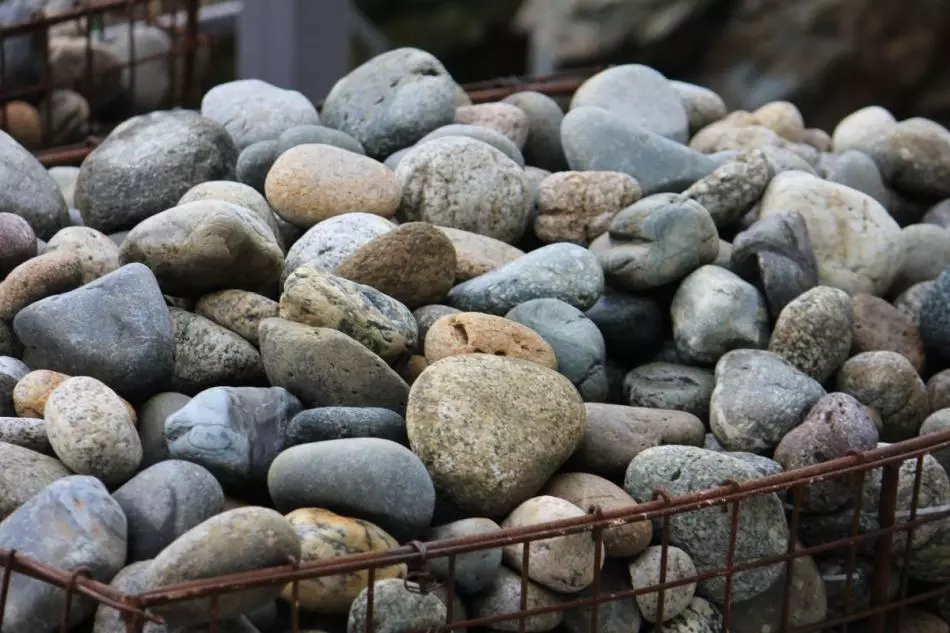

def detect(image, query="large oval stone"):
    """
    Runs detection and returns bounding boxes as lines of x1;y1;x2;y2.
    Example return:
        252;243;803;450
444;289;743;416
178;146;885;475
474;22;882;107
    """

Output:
406;354;586;517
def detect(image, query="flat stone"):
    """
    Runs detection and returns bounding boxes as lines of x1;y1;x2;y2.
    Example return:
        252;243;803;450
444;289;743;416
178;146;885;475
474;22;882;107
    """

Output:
0;442;70;520
0;476;127;633
710;349;825;454
502;91;567;171
113;460;225;562
200;78;319;150
435;226;524;282
194;290;278;346
671;265;770;365
628;546;697;623
447;243;604;315
768;286;854;382
283;212;393;283
284;407;407;447
265;144;401;229
276;124;365;156
269;438;435;540
165;386;302;493
138;391;190;469
346;579;446;633
74;110;237;234
851;293;926;373
424;312;556;370
0;131;69;240
469;566;564;632
119;200;283;298
427;518;503;594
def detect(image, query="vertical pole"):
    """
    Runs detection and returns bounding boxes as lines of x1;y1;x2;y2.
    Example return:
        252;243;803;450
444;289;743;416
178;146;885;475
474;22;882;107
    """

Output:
237;0;351;104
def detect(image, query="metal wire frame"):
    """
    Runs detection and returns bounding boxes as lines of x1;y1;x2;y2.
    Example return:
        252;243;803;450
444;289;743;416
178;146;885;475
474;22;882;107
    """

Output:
0;0;205;164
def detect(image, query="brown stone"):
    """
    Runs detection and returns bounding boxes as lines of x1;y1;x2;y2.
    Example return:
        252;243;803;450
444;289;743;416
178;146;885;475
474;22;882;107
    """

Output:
336;222;457;309
851;294;926;373
454;103;530;148
435;226;524;281
534;171;641;245
2;101;43;149
13;370;70;419
0;250;83;320
424;312;557;370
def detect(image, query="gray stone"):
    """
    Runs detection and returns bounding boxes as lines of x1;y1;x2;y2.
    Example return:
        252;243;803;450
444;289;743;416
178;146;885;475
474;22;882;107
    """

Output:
418;124;525;166
143;507;300;628
923;199;950;228
710;349;825;454
819;557;894;622
321;47;457;160
427;518;503;594
0;476;127;633
396;136;532;244
774;393;879;513
505;298;607;401
570;64;689;143
383;147;410;170
178;180;283;250
75;110;238;234
276;124;365;156
590;193;719;291
731;210;819;319
138;392;190;468
91;560;165;633
165;386;302;492
768;286;853;382
683;150;772;228
629;545;696;622
201;78;319;150
269;438;435;540
236;140;280;194
413;304;461;348
119;200;284;298
284;407;407;447
0;356;28;416
0;417;50;454
102;22;177;113
669;80;728;134
672;265;770;365
920;268;950;362
624;446;789;604
0;212;38;277
0;131;69;240
447;243;604;315
820;149;891;207
623;362;715;421
283;212;393;283
920;409;950;481
502;91;567;171
113;460;225;562
0;0;44;97
851;118;950;198
561;107;722;196
168;309;265;394
347;579;446;633
13;263;174;398
259;318;409;412
892;224;950;296
584;288;663;364
468;566;564;632
0;442;70;520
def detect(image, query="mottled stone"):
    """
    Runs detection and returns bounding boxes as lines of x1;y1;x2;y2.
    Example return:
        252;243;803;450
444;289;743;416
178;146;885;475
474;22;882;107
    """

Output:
165;386;302;493
0;417;49;453
672;265;770;365
469;567;564;632
44;376;142;486
281;508;405;613
448;243;604;315
851;293;926;373
424;312;556;369
590;194;719;292
347;579;447;633
629;546;697;622
768;286;853;382
279;267;417;363
419;123;526;167
427;518;503;594
501;91;567;171
836;351;929;442
455;102;529;147
45;226;120;284
436;226;524;282
774;393;880;512
260;318;409;411
0;249;83;320
896;281;934;325
0;442;70;520
584;288;664;364
169;308;265;394
335;222;457;309
406;354;585;517
269;438;435;540
534;171;641;245
683;150;772;228
194;290;278;346
919;269;950;362
113;460;225;562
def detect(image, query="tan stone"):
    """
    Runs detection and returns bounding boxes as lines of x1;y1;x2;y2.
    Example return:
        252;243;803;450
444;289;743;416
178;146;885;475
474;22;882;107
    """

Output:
436;226;524;281
752;101;805;142
0;250;83;320
851;294;926;373
544;472;651;557
194;289;278;346
535;171;641;245
14;370;70;419
46;226;120;284
454;103;530;148
279;508;405;613
425;312;557;370
2;101;43;149
265;144;401;228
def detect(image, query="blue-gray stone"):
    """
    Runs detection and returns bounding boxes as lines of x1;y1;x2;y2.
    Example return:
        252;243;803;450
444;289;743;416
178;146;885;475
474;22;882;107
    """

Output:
201;78;320;150
268;438;435;540
0;0;44;105
427;518;503;594
562;106;722;195
0;476;127;633
919;268;950;362
138;391;191;468
0;129;69;240
236;140;280;195
321;48;457;160
284;407;408;447
418;124;525;167
585;288;664;363
74;110;238;234
12;263;174;399
447;243;604;315
820;150;891;207
165;386;302;493
0;356;28;416
502;91;567;171
276;124;365;156
506;298;608;402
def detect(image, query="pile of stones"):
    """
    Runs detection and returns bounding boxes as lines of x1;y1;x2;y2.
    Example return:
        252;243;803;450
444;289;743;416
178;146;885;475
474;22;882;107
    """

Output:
1;46;950;633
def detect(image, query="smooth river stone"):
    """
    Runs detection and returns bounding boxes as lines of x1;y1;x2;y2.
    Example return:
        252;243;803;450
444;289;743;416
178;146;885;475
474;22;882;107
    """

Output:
0;442;70;520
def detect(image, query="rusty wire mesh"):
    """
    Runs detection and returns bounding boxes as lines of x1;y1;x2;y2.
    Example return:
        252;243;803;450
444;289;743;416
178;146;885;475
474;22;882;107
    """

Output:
0;0;206;167
2;428;949;633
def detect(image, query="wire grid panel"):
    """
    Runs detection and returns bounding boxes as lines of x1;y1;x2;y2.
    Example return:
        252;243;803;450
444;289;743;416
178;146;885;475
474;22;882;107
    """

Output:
0;0;205;166
60;428;947;633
